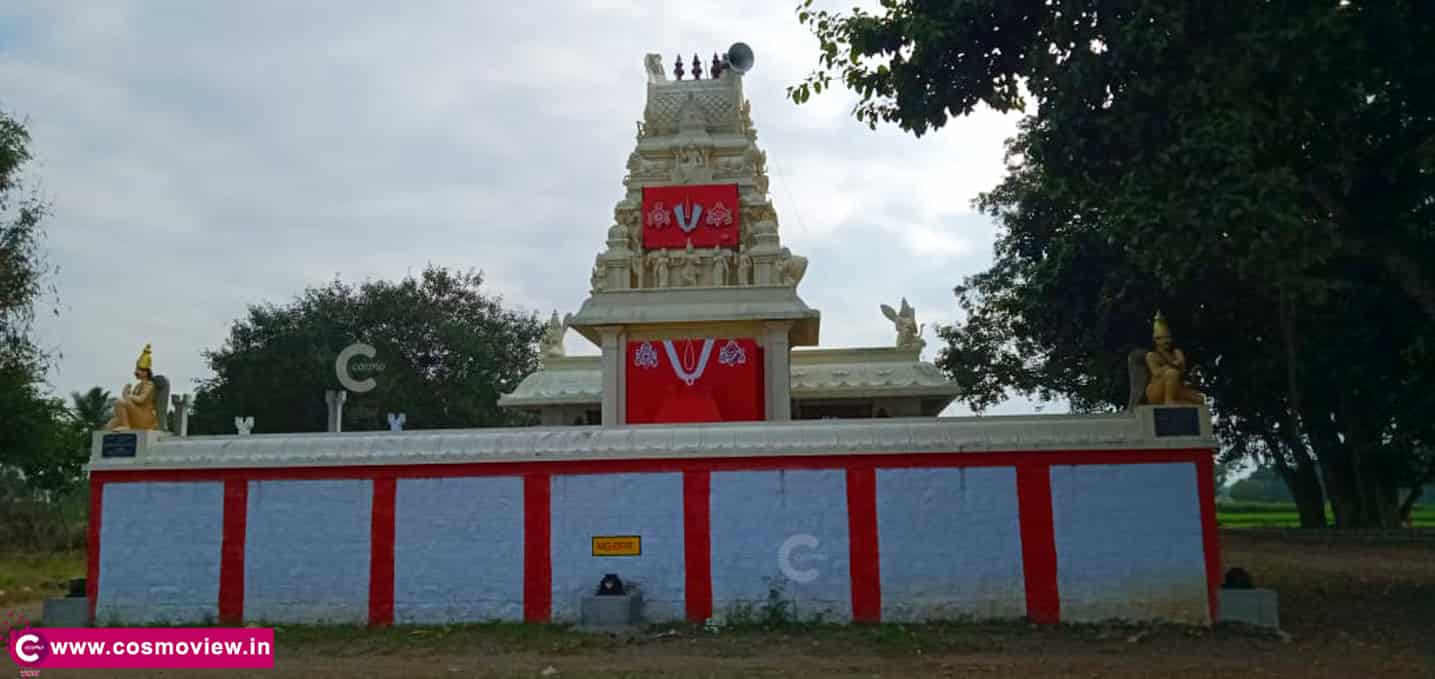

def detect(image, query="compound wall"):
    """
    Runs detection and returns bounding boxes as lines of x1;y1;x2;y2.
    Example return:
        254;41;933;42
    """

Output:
90;449;1219;626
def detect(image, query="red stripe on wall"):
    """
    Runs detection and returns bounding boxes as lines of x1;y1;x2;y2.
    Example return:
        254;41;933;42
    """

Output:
845;467;881;623
91;449;1213;485
369;477;397;627
218;479;249;624
683;470;713;622
87;478;103;624
523;474;552;622
1016;464;1061;624
1195;457;1222;623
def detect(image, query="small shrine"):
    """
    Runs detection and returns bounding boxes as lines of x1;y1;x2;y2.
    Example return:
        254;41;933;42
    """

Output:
500;52;959;425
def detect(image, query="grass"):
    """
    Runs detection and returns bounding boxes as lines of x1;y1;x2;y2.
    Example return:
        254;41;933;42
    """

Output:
1217;500;1435;527
0;548;86;606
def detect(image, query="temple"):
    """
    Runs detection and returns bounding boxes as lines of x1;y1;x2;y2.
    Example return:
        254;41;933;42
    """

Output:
86;51;1220;630
499;54;958;425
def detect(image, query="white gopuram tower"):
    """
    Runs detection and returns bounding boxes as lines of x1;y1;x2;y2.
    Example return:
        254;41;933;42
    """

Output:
503;50;959;426
566;50;819;425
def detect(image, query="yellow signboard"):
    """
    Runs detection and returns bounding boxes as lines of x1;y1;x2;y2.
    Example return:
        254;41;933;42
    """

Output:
592;535;642;557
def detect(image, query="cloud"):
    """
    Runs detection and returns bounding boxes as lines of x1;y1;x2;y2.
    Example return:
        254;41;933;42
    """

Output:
2;1;1053;417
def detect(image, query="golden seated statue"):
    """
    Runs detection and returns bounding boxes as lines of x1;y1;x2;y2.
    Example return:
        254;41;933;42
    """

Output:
106;344;169;431
1142;312;1204;406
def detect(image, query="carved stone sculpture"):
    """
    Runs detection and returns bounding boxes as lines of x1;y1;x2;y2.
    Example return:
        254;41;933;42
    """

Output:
234;416;254;436
106;344;166;431
590;264;605;293
737;246;752;285
1141;311;1205;405
778;247;809;287
881;299;926;350
711;246;729;286
680;240;699;287
630;253;646;288
653;250;670;288
541;310;567;358
671;143;713;184
644;54;667;83
387;412;407;432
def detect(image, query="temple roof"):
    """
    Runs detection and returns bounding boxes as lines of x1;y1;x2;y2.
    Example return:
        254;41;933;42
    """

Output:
499;346;960;408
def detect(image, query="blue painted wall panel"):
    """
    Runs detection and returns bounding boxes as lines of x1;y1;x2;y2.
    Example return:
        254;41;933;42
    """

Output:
549;473;684;622
710;470;851;622
394;477;524;623
876;467;1026;621
1050;462;1208;623
97;482;223;624
244;480;371;623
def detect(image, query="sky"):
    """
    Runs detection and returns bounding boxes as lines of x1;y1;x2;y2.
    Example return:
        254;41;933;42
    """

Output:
2;0;1056;417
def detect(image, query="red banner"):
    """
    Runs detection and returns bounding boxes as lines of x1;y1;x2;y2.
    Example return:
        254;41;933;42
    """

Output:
626;338;764;424
642;184;741;249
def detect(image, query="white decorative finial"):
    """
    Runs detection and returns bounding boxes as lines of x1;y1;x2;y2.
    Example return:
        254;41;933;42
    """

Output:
171;394;193;437
234;416;254;436
324;389;348;433
386;412;406;432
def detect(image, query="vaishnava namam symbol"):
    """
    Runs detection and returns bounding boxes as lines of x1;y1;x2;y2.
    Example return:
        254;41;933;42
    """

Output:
649;200;730;234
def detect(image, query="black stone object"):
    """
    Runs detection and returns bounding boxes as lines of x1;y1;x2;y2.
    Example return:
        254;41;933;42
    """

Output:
68;578;86;598
101;433;139;458
596;573;626;596
1153;406;1200;437
1223;567;1254;589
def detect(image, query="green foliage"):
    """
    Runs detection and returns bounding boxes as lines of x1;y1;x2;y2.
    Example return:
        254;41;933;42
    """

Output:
723;576;797;627
791;1;1435;527
69;387;114;432
0;547;86;607
189;266;544;434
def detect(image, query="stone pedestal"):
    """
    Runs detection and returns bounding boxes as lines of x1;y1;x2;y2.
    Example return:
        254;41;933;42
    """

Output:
580;592;643;628
90;428;166;463
42;597;91;627
1218;588;1280;629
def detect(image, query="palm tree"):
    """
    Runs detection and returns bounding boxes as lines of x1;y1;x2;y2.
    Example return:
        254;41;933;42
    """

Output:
69;387;113;432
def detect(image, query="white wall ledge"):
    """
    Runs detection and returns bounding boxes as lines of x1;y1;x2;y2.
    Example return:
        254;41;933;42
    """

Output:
88;407;1214;472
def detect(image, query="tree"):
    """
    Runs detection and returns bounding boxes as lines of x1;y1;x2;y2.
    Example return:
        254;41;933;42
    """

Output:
70;387;114;432
0;107;89;548
791;1;1435;527
190;266;544;435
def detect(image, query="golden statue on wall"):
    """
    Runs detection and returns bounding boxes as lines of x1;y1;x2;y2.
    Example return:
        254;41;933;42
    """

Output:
1142;312;1204;405
105;344;169;431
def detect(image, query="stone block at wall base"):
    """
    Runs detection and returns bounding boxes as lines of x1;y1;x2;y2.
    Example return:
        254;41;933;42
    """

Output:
580;593;643;628
42;597;91;628
1218;589;1279;629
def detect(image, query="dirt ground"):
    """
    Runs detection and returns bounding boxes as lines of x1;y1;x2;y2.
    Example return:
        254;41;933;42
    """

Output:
25;531;1435;678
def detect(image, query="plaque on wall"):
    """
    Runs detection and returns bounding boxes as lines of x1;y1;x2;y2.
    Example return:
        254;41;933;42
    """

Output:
1153;407;1201;437
100;433;139;458
592;536;642;557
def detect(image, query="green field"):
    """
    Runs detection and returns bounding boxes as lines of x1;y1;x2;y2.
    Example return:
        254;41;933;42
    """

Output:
1217;500;1435;527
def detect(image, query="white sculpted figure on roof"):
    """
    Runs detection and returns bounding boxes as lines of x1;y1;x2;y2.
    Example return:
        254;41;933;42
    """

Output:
881;298;927;350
